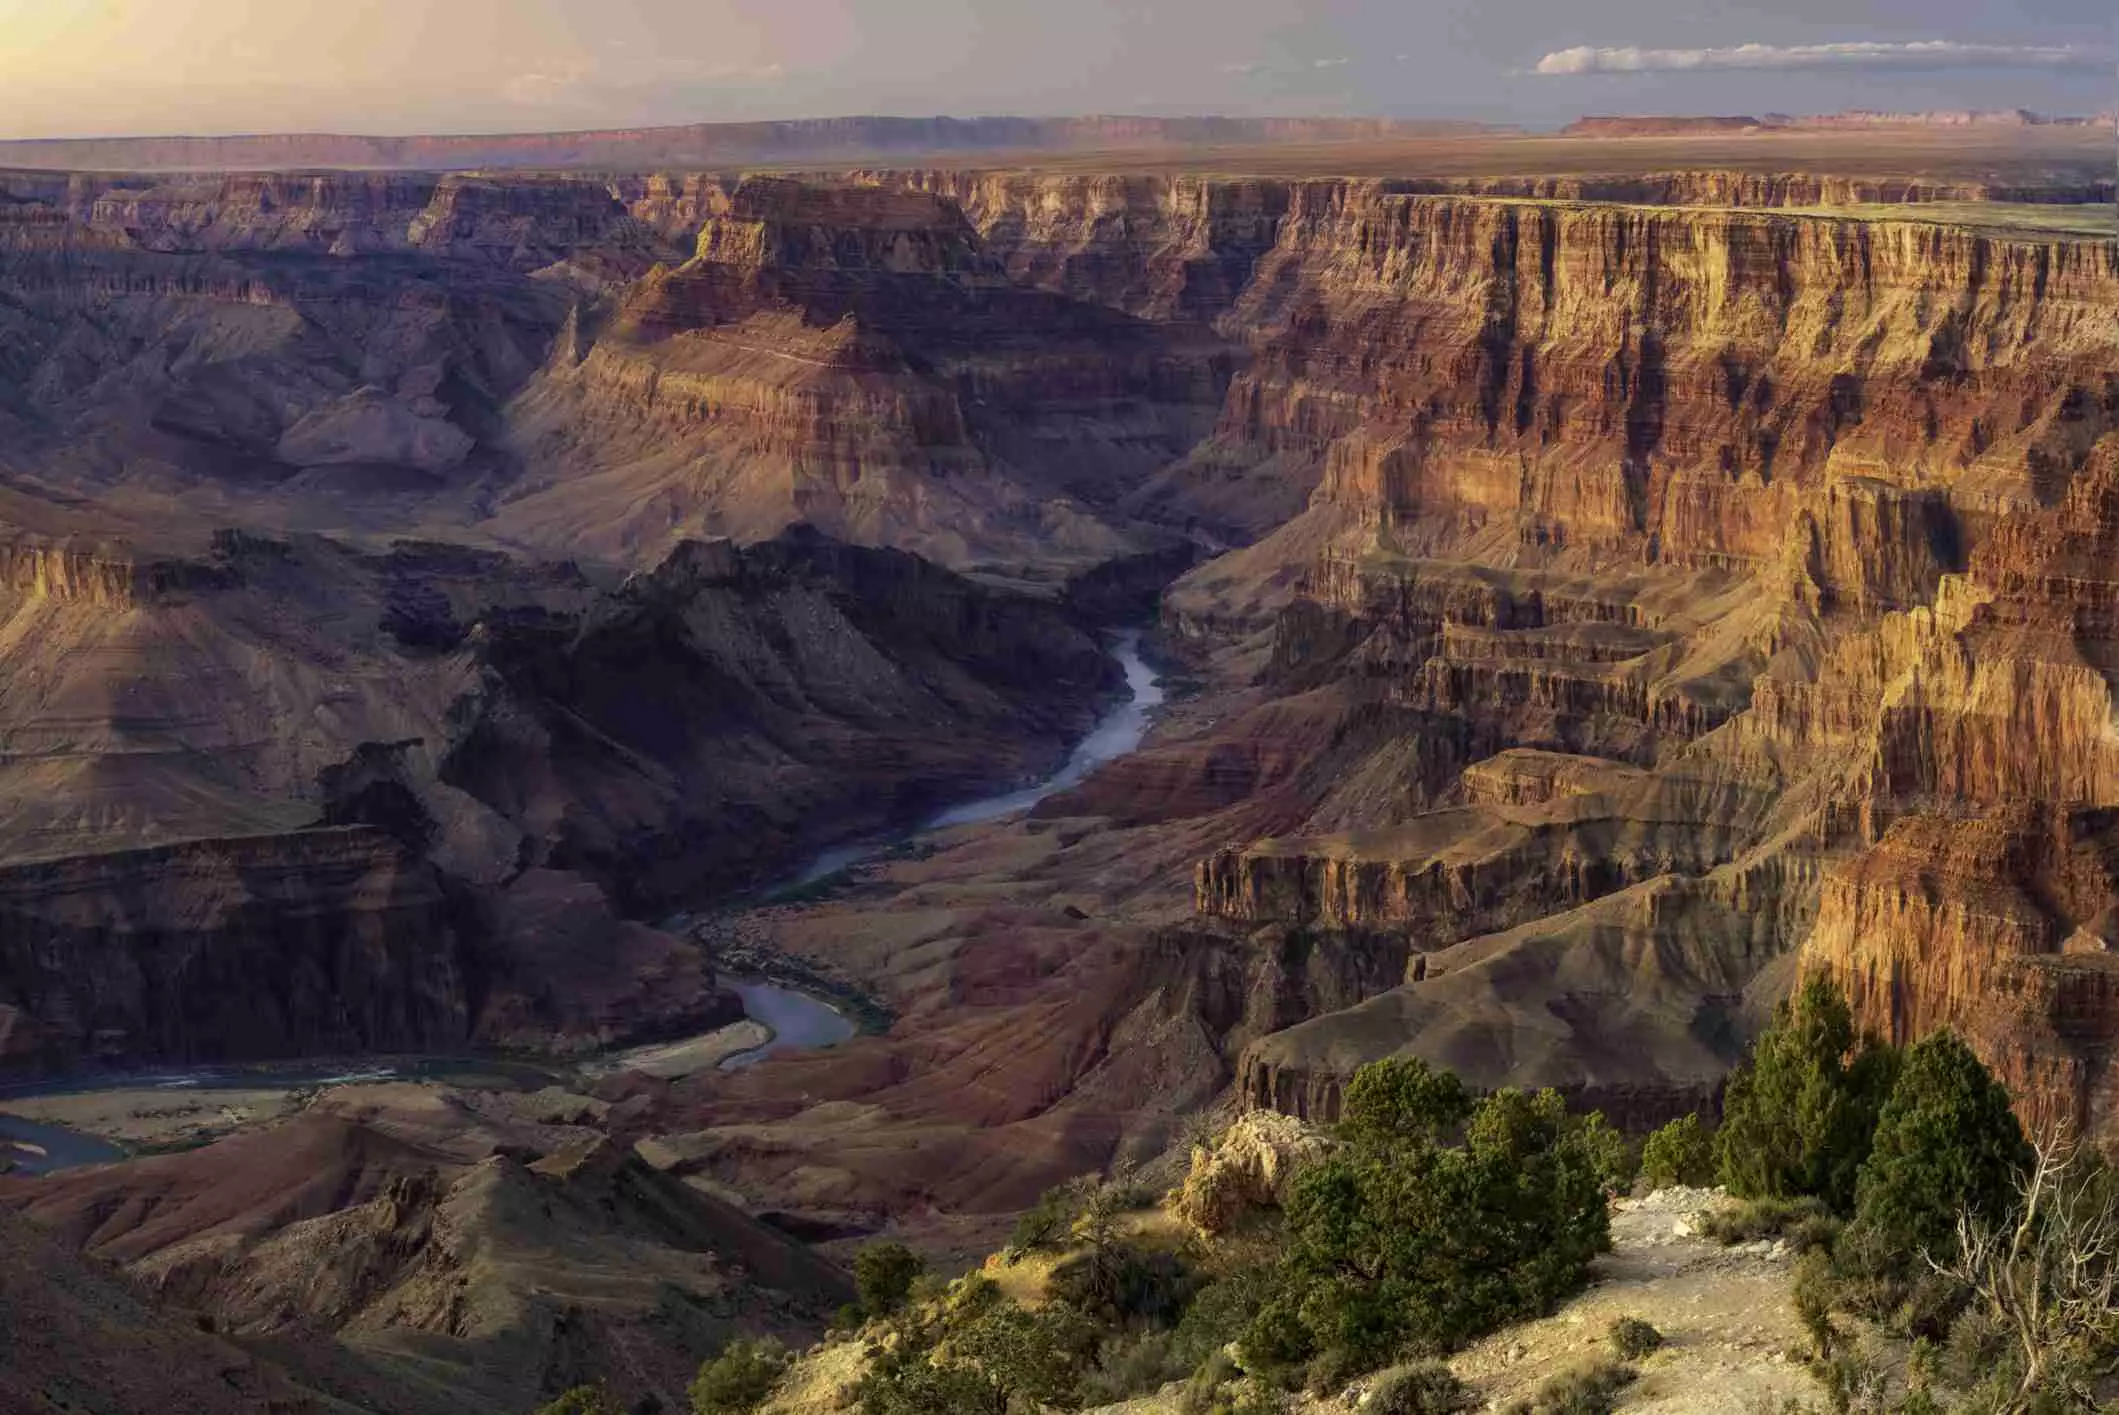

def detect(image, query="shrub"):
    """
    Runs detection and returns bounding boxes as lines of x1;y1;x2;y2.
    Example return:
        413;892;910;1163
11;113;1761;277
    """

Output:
1247;1082;1611;1377
1699;1195;1834;1246
1639;1114;1715;1189
536;1387;623;1415
854;1343;1004;1415
1574;1111;1638;1196
1304;1345;1367;1397
1076;1329;1183;1405
1792;1246;1840;1360
1363;1361;1476;1414
1502;1358;1638;1415
1167;1262;1277;1374
1607;1316;1663;1362
1716;976;1897;1213
1339;1056;1472;1149
946;1299;1100;1409
1839;1031;2029;1304
1178;1350;1241;1415
690;1338;790;1415
854;1241;926;1319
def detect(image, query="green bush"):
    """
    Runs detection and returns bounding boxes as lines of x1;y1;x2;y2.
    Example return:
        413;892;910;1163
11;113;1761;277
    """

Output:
536;1387;623;1415
1178;1350;1241;1415
1716;976;1898;1213
1639;1114;1716;1189
854;1343;1004;1415
1502;1358;1638;1415
690;1338;790;1415
1839;1031;2028;1310
1574;1111;1638;1196
1363;1361;1476;1414
1607;1316;1663;1362
1244;1081;1611;1377
1699;1195;1834;1246
853;1241;927;1319
1338;1056;1472;1149
1075;1328;1183;1406
1792;1246;1840;1360
945;1299;1100;1409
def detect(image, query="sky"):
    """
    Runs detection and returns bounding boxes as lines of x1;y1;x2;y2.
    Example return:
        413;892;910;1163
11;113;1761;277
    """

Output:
0;0;2112;138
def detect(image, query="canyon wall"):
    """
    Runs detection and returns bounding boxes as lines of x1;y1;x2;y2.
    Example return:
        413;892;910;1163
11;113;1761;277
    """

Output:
0;827;472;1070
3;159;2119;1132
1138;183;2119;1131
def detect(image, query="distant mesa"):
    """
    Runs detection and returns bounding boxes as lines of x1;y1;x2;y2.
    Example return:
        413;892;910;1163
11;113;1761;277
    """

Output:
1564;108;2115;137
0;114;1508;173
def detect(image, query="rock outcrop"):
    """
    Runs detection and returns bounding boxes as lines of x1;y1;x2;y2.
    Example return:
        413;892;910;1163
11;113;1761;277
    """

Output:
1174;1110;1331;1236
498;176;1231;572
0;1086;853;1412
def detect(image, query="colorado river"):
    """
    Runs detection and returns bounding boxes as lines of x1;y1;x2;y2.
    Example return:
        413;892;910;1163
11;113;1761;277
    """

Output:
0;1114;123;1176
0;633;1170;1126
722;629;1167;1068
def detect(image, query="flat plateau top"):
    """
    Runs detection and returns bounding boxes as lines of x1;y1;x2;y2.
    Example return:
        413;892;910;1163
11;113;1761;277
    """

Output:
1460;194;2119;241
944;128;2113;184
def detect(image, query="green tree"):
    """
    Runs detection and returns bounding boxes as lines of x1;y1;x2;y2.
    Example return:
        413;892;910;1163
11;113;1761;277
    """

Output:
1848;1031;2029;1265
1572;1111;1637;1196
1339;1056;1472;1149
855;1343;1005;1415
1249;1081;1611;1376
690;1337;791;1414
1716;975;1897;1212
1638;1114;1715;1189
536;1387;623;1415
948;1299;1100;1408
854;1241;927;1319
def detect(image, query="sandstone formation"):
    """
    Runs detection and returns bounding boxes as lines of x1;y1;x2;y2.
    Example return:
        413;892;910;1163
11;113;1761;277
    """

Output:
1173;1109;1331;1236
497;176;1230;573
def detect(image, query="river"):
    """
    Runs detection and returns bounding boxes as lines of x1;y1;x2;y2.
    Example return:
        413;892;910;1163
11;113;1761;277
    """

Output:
719;629;1167;1068
0;632;1167;1151
0;1114;124;1176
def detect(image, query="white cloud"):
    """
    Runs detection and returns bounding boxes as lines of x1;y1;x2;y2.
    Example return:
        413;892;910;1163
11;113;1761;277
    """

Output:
1533;40;2111;76
1312;57;1349;69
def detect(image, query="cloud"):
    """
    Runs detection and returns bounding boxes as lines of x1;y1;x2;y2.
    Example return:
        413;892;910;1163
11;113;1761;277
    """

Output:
1532;40;2111;76
1312;57;1349;69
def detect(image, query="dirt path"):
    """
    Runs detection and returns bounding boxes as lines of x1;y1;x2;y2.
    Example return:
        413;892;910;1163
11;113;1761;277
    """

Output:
1451;1187;1816;1414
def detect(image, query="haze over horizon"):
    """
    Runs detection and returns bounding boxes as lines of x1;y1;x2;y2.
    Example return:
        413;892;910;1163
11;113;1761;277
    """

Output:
0;0;2112;141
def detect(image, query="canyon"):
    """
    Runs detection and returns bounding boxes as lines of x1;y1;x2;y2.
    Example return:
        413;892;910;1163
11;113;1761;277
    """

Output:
0;118;2115;1409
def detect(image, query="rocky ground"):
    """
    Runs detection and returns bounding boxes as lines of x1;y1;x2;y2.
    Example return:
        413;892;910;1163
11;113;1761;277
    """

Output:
1448;1188;1814;1415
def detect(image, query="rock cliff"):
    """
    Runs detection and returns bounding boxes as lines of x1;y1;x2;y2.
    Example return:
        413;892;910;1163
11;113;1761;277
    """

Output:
1152;187;2119;1132
497;176;1232;572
